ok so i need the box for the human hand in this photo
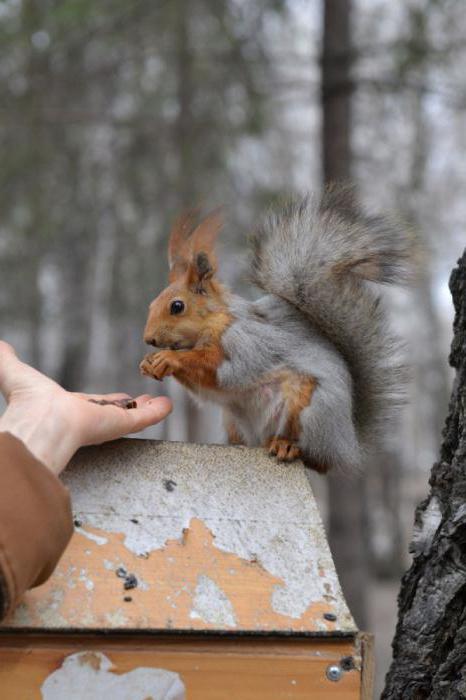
[0,341,172,476]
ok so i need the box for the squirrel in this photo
[140,187,415,473]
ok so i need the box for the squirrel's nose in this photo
[144,335,157,347]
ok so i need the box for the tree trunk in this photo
[57,235,93,390]
[382,249,466,699]
[174,0,204,443]
[322,0,352,184]
[403,88,450,464]
[321,0,369,629]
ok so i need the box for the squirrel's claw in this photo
[139,355,159,379]
[140,351,180,381]
[267,437,301,463]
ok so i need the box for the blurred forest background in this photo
[0,0,464,693]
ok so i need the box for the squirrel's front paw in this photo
[267,437,301,462]
[140,351,180,381]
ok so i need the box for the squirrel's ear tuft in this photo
[168,209,223,284]
[186,209,223,290]
[190,209,223,257]
[168,210,199,282]
[187,250,216,290]
[195,252,214,280]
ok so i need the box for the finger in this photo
[84,394,155,409]
[120,396,173,434]
[88,398,137,409]
[74,392,132,402]
[83,395,173,445]
[0,341,22,398]
[132,394,154,406]
[0,341,16,360]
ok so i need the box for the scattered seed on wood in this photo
[163,479,177,492]
[323,612,337,622]
[73,519,82,528]
[130,518,139,524]
[115,566,127,579]
[123,573,138,590]
[88,398,136,409]
[123,596,132,603]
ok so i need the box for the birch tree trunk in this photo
[173,0,203,443]
[321,0,369,629]
[382,249,466,699]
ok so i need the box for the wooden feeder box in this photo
[0,439,373,699]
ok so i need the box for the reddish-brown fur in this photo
[225,419,244,445]
[260,370,316,463]
[220,369,316,463]
[141,341,227,391]
[141,212,232,392]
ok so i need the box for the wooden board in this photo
[0,634,363,699]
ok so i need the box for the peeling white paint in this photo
[9,603,32,626]
[76,527,108,546]
[134,574,150,592]
[79,610,97,627]
[105,610,128,626]
[41,651,186,700]
[190,575,237,627]
[78,569,95,592]
[31,589,67,627]
[211,520,336,619]
[12,440,355,632]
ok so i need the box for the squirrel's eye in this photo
[170,300,185,315]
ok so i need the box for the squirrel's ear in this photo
[190,209,223,257]
[186,210,223,290]
[168,210,199,282]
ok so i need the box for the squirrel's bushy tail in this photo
[251,186,416,449]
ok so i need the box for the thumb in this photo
[0,341,21,400]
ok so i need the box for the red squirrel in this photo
[140,188,415,473]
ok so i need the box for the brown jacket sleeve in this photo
[0,432,73,621]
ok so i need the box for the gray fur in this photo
[216,295,361,471]
[249,188,416,463]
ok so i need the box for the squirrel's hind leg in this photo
[265,371,316,464]
[224,415,245,446]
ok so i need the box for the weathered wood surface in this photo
[3,439,355,635]
[0,634,366,699]
[382,249,466,699]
